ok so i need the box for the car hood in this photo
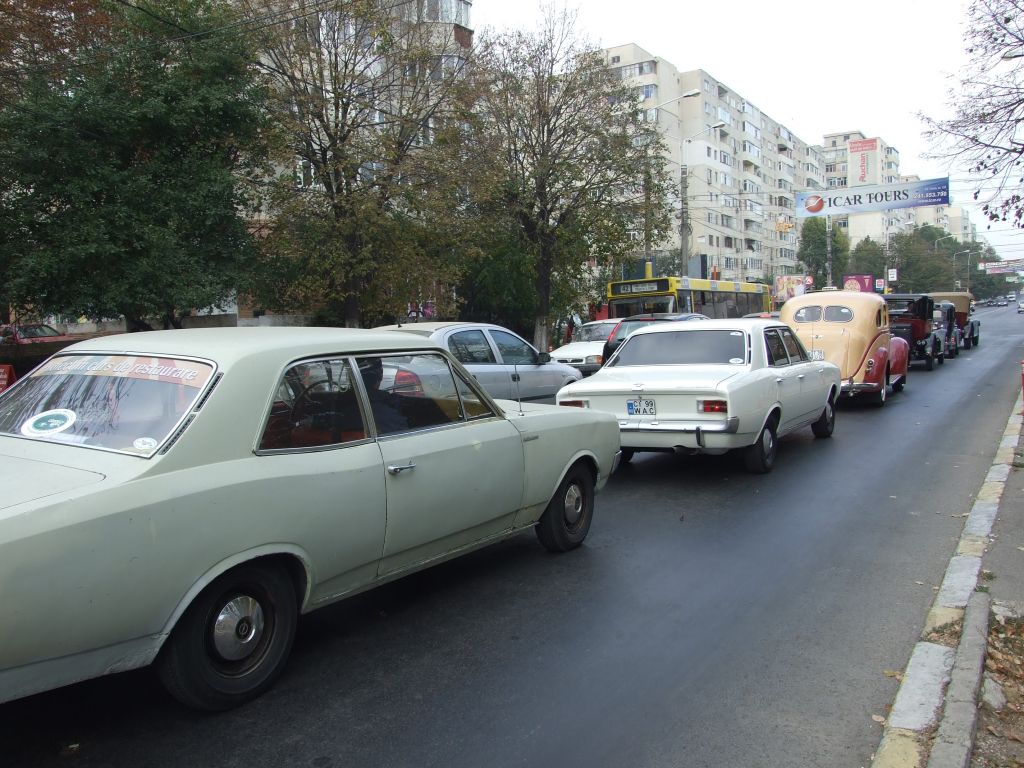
[550,341,604,358]
[561,365,746,394]
[0,454,106,511]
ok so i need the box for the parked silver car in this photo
[376,322,582,402]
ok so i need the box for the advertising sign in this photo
[888,268,898,282]
[796,177,950,218]
[848,138,879,185]
[775,275,811,303]
[874,278,885,292]
[841,274,874,292]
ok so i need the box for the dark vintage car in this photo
[934,301,962,359]
[928,292,981,348]
[884,294,945,370]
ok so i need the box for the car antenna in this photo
[514,362,524,413]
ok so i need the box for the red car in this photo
[0,323,79,345]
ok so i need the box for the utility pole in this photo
[825,215,833,287]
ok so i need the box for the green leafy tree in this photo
[846,237,887,281]
[462,9,673,350]
[0,0,273,329]
[888,230,956,292]
[797,218,849,289]
[244,0,470,326]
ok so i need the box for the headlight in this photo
[585,355,603,364]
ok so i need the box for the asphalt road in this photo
[5,305,1024,768]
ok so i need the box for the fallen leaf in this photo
[1010,730,1024,744]
[883,670,904,680]
[915,581,925,585]
[988,724,1002,737]
[872,714,886,724]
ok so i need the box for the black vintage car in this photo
[884,294,945,370]
[934,301,962,359]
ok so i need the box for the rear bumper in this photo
[618,417,744,451]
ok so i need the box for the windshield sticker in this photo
[38,355,213,387]
[133,437,159,451]
[729,358,744,365]
[21,409,77,436]
[730,332,743,335]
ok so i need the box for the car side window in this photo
[259,358,367,451]
[779,328,808,362]
[454,370,497,420]
[447,330,496,365]
[357,353,465,436]
[764,330,790,367]
[489,329,538,365]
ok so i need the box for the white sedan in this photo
[556,318,841,473]
[0,328,620,709]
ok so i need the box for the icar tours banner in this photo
[796,177,949,218]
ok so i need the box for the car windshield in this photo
[610,329,748,366]
[612,319,658,341]
[17,324,61,338]
[573,324,614,343]
[0,354,214,456]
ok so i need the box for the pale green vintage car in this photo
[0,328,620,710]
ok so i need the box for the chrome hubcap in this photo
[212,596,265,661]
[563,483,584,525]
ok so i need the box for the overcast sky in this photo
[472,0,1024,259]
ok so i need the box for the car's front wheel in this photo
[743,419,778,474]
[811,397,835,438]
[536,462,595,552]
[157,562,298,710]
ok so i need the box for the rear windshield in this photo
[792,305,853,323]
[0,354,214,456]
[574,324,615,343]
[610,330,748,366]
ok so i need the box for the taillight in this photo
[865,359,875,371]
[394,369,424,396]
[698,399,728,413]
[559,400,586,408]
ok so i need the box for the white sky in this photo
[472,0,1024,259]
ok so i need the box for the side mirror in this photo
[538,351,551,364]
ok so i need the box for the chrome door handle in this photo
[387,462,416,475]
[776,378,784,384]
[797,374,806,379]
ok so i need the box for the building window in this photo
[641,84,657,100]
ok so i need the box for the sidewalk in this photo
[871,392,1024,768]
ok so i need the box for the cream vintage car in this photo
[780,290,910,406]
[0,328,620,709]
[555,319,841,473]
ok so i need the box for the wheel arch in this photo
[157,546,313,647]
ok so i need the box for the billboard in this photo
[841,274,874,292]
[848,138,879,185]
[775,275,812,303]
[796,177,950,218]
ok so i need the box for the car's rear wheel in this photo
[536,462,595,552]
[743,419,778,474]
[925,352,934,370]
[157,563,297,711]
[964,334,973,349]
[892,371,906,393]
[811,397,835,438]
[619,448,635,465]
[937,345,945,365]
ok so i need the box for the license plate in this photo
[809,349,825,361]
[627,398,656,416]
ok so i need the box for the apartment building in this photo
[819,130,914,249]
[913,196,977,244]
[604,44,824,283]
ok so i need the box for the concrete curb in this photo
[870,391,1022,768]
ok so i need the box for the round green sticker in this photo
[21,409,77,436]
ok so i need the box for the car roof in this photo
[373,321,512,335]
[630,318,787,336]
[783,290,884,308]
[60,327,444,366]
[621,313,705,320]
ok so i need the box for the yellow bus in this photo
[606,276,772,319]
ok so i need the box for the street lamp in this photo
[934,233,956,252]
[952,249,972,290]
[641,89,702,278]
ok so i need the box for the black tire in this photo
[892,371,906,393]
[811,396,835,439]
[937,345,945,365]
[974,333,980,347]
[743,419,778,474]
[619,448,635,465]
[964,334,973,349]
[157,563,298,711]
[924,352,934,371]
[872,377,888,407]
[536,463,595,552]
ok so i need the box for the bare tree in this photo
[244,0,471,325]
[466,7,673,350]
[924,0,1024,225]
